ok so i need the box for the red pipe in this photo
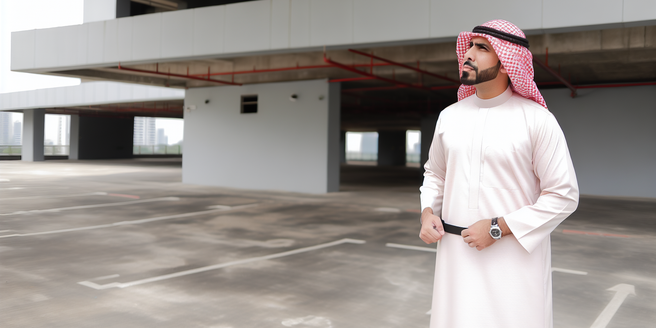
[189,63,392,78]
[430,85,460,90]
[323,54,435,92]
[343,85,407,92]
[537,81,656,89]
[95,105,183,114]
[348,49,461,84]
[575,81,656,89]
[329,77,375,83]
[117,63,242,86]
[536,81,564,86]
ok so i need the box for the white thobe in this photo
[420,87,579,328]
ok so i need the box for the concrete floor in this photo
[0,158,654,328]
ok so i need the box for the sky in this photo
[0,0,83,94]
[0,0,183,146]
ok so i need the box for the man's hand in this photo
[419,207,445,244]
[461,219,495,251]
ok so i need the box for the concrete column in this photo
[326,82,341,192]
[339,130,346,164]
[69,114,80,160]
[377,130,406,166]
[420,114,439,170]
[183,79,339,194]
[22,109,45,162]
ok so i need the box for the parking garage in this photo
[2,0,656,327]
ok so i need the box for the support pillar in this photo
[339,130,346,164]
[326,82,341,192]
[69,114,80,160]
[22,109,45,162]
[377,130,406,166]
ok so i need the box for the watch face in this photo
[491,229,501,238]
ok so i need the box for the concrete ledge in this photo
[11,0,656,74]
[0,81,184,112]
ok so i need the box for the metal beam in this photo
[117,63,243,86]
[533,57,578,97]
[348,49,461,84]
[323,53,436,93]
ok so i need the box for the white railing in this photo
[0,145,21,155]
[346,152,377,162]
[44,145,69,155]
[133,144,183,155]
[0,145,70,156]
[406,153,420,163]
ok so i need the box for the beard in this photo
[460,60,502,85]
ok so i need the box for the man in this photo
[419,20,579,328]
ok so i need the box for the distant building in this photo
[156,128,168,145]
[63,115,70,145]
[412,142,420,154]
[0,112,11,145]
[360,133,378,154]
[12,121,21,145]
[134,117,156,145]
[55,115,70,145]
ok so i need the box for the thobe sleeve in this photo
[420,115,447,216]
[504,112,579,253]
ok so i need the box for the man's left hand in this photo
[461,219,495,251]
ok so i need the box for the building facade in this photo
[4,0,656,197]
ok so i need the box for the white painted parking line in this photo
[0,187,23,190]
[387,243,589,275]
[375,207,402,213]
[0,179,10,182]
[552,267,588,275]
[0,204,258,239]
[78,238,366,290]
[386,243,436,252]
[0,192,108,201]
[0,196,179,216]
[590,284,635,328]
[91,274,120,281]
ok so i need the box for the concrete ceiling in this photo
[48,25,656,130]
[42,99,184,119]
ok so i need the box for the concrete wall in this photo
[183,79,340,193]
[13,0,656,72]
[77,115,134,159]
[543,85,656,199]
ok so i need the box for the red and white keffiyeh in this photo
[456,19,547,108]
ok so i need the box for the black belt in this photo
[440,219,466,235]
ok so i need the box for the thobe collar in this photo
[473,86,513,108]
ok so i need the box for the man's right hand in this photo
[419,207,445,244]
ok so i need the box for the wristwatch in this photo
[489,217,502,240]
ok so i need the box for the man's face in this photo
[460,37,503,86]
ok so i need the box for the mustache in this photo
[463,60,477,70]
